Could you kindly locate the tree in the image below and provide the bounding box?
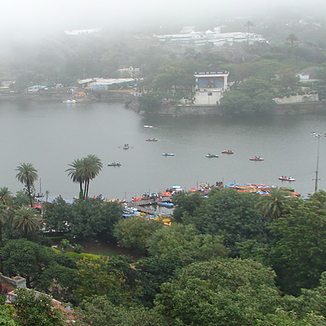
[15,163,38,207]
[186,188,267,256]
[256,188,291,219]
[221,77,276,116]
[151,62,195,94]
[70,197,122,240]
[73,257,128,304]
[286,33,298,45]
[172,191,204,223]
[113,216,164,254]
[66,155,103,199]
[78,295,170,326]
[0,202,9,248]
[82,154,103,199]
[0,304,20,326]
[146,224,228,260]
[13,207,40,238]
[136,224,228,304]
[66,158,85,199]
[1,239,55,288]
[12,288,66,326]
[154,259,281,326]
[0,187,13,207]
[42,196,73,233]
[276,68,300,93]
[269,191,326,294]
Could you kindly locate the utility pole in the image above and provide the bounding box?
[311,132,326,192]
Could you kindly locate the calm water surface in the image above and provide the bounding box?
[1,100,326,199]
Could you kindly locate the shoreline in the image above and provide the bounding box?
[1,92,326,116]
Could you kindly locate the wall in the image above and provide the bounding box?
[274,93,319,104]
[194,91,223,105]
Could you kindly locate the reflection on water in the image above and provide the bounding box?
[0,100,326,198]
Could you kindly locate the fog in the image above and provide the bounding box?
[1,0,326,40]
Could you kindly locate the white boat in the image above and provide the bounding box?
[63,100,77,104]
[162,152,174,156]
[279,176,295,181]
[144,125,153,128]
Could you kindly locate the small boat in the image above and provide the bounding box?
[279,176,295,182]
[123,144,129,150]
[206,154,219,158]
[162,152,175,156]
[63,99,77,104]
[143,125,153,128]
[250,156,264,161]
[146,138,158,142]
[107,162,121,167]
[222,150,234,154]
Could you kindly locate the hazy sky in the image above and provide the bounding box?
[1,0,326,38]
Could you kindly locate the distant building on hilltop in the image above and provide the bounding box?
[117,66,140,77]
[65,28,102,35]
[153,26,266,46]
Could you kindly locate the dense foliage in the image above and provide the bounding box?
[2,182,326,324]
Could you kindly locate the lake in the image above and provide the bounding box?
[1,100,326,199]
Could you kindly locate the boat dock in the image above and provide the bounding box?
[126,196,173,216]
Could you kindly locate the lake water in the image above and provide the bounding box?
[1,100,326,200]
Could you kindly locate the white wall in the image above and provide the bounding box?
[194,91,223,105]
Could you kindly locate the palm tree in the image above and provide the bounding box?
[257,188,289,219]
[15,163,38,207]
[82,154,103,198]
[0,187,12,207]
[0,202,8,247]
[66,158,85,199]
[66,155,103,199]
[244,21,254,45]
[286,33,298,45]
[13,207,40,238]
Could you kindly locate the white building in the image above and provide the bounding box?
[154,26,266,46]
[194,72,229,105]
[64,28,102,36]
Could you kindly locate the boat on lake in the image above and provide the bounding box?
[143,125,153,128]
[108,162,121,167]
[123,144,129,150]
[279,176,295,181]
[206,154,219,158]
[146,138,158,142]
[162,152,175,156]
[250,156,264,161]
[222,149,234,154]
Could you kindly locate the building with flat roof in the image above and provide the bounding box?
[154,26,266,46]
[194,71,229,105]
